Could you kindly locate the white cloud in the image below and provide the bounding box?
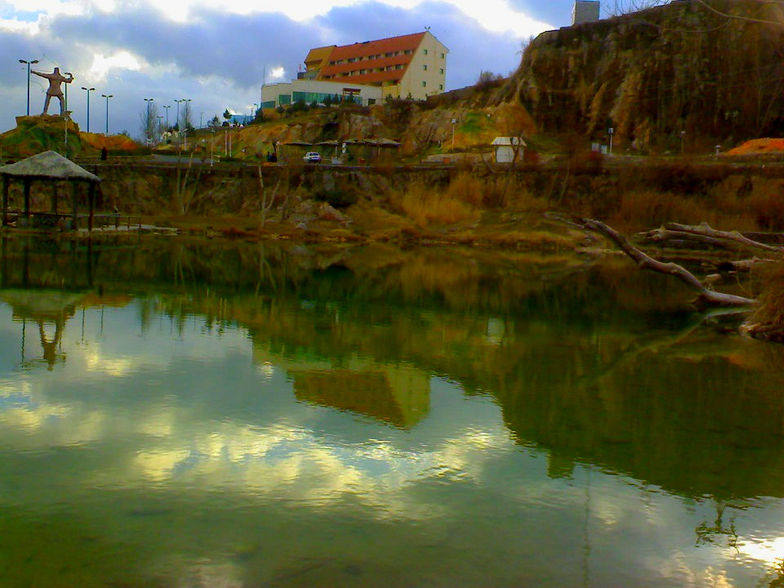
[87,50,143,81]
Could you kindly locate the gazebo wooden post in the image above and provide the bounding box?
[23,178,31,220]
[51,181,58,214]
[2,175,8,227]
[71,181,79,230]
[87,181,96,232]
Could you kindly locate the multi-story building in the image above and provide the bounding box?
[262,31,448,109]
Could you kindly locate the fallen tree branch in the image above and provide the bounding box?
[641,227,731,249]
[665,222,784,254]
[581,218,756,307]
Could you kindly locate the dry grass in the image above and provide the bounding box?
[391,180,479,226]
[445,172,485,207]
[750,261,784,336]
[608,190,713,232]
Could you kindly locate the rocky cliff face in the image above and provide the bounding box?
[502,0,784,150]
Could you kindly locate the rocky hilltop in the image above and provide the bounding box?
[500,0,784,151]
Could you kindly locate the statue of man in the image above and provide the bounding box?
[31,67,73,115]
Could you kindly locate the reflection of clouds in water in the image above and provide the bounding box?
[84,351,141,377]
[256,361,275,379]
[738,536,784,566]
[122,420,514,520]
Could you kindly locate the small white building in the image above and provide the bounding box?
[492,137,526,163]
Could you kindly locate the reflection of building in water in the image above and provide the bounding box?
[253,346,430,428]
[0,289,82,370]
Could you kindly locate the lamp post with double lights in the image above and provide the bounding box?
[19,59,39,116]
[81,86,95,132]
[162,104,171,130]
[101,94,113,134]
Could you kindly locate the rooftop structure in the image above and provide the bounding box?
[573,1,600,25]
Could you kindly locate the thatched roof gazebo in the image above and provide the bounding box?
[1,150,101,230]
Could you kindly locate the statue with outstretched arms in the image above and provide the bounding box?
[31,67,73,115]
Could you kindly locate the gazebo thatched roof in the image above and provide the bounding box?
[0,151,100,182]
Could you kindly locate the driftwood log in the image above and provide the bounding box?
[664,222,784,254]
[579,218,757,308]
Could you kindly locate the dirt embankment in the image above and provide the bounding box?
[40,157,784,249]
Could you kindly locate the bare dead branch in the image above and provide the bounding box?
[581,218,756,307]
[641,227,729,249]
[665,222,784,254]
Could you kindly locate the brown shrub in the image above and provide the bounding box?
[749,261,784,337]
[392,181,479,226]
[608,189,712,231]
[445,172,484,207]
[746,183,784,231]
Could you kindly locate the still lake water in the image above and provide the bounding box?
[0,235,783,587]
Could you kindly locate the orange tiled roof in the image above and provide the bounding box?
[305,45,335,69]
[315,32,426,85]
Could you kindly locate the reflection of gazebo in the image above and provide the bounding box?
[0,289,84,370]
[1,150,101,230]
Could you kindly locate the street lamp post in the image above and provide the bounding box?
[81,86,95,132]
[101,93,113,134]
[144,98,154,144]
[162,104,171,130]
[19,59,39,116]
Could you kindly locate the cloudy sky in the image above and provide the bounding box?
[0,0,582,138]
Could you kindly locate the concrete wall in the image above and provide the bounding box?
[398,32,448,100]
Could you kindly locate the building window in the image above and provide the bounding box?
[439,84,443,90]
[423,64,428,71]
[439,68,444,75]
[440,53,445,59]
[368,98,376,105]
[423,49,428,55]
[422,81,427,87]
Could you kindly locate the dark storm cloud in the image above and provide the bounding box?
[47,8,311,87]
[40,0,525,90]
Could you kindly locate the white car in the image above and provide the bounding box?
[303,151,321,163]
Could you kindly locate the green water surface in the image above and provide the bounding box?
[0,235,782,587]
